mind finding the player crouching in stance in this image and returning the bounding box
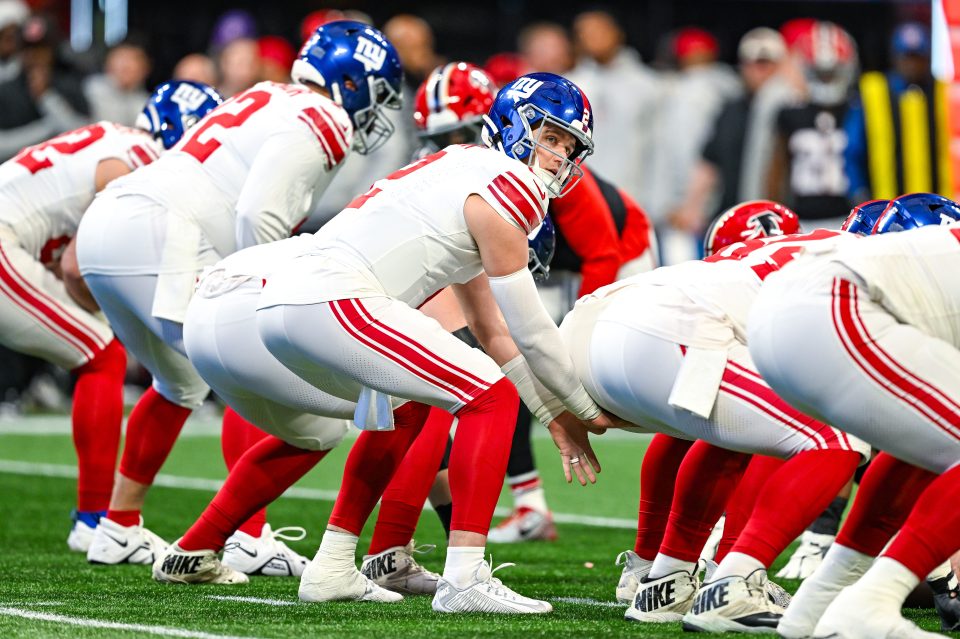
[751,194,960,639]
[73,21,402,572]
[0,80,216,553]
[559,201,874,631]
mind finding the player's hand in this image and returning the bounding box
[547,411,601,486]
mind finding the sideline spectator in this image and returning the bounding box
[84,41,150,126]
[209,8,257,52]
[216,37,260,97]
[484,52,528,87]
[0,0,27,83]
[258,36,294,83]
[568,10,661,209]
[519,22,574,74]
[172,52,217,86]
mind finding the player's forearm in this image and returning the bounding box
[235,209,289,249]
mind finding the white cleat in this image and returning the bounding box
[487,507,557,543]
[153,541,249,584]
[299,548,403,603]
[86,517,168,565]
[625,564,700,623]
[778,558,867,638]
[615,550,652,604]
[432,559,552,614]
[67,514,98,553]
[361,540,440,595]
[682,568,783,633]
[777,531,835,580]
[813,584,948,638]
[222,524,309,577]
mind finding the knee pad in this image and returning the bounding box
[152,376,210,409]
[278,416,350,451]
[73,338,126,377]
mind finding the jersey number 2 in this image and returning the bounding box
[14,124,107,174]
[180,89,271,163]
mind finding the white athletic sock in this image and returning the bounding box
[816,543,875,585]
[649,553,697,580]
[514,485,548,514]
[854,557,920,608]
[443,546,485,589]
[316,530,359,570]
[711,551,765,581]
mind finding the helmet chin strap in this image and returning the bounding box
[528,152,562,198]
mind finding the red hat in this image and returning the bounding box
[258,36,295,70]
[674,28,718,60]
[780,18,818,49]
[299,9,345,44]
[483,52,530,89]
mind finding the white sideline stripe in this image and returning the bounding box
[205,596,296,607]
[0,607,260,639]
[0,459,636,530]
[552,596,623,608]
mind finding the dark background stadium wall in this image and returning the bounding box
[119,0,930,86]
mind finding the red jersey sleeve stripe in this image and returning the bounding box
[310,105,350,151]
[486,184,529,231]
[301,107,347,165]
[129,145,155,167]
[506,171,545,215]
[297,114,336,165]
[493,175,539,230]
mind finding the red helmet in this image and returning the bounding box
[792,21,857,104]
[413,62,496,147]
[703,200,800,256]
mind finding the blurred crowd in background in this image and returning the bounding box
[0,0,943,413]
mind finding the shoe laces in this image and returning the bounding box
[271,526,307,542]
[479,557,520,598]
[615,550,630,567]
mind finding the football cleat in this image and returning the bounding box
[432,559,552,614]
[221,524,309,577]
[704,560,792,609]
[299,547,403,603]
[776,530,835,580]
[487,507,557,543]
[615,549,653,604]
[929,574,960,632]
[67,510,103,553]
[625,564,700,623]
[681,569,783,633]
[153,541,249,585]
[813,583,949,639]
[86,516,168,565]
[777,556,867,638]
[361,540,440,595]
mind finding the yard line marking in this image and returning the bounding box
[0,460,636,530]
[0,606,261,639]
[552,596,624,608]
[5,602,63,606]
[205,596,296,606]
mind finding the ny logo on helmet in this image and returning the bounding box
[354,36,387,72]
[171,83,209,111]
[506,78,544,103]
[742,213,783,240]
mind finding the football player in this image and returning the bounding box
[750,193,960,639]
[558,200,874,631]
[0,79,219,553]
[73,21,403,570]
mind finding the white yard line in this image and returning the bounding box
[205,596,296,607]
[551,596,624,608]
[0,459,635,530]
[0,606,261,639]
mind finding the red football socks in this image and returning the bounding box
[836,452,936,556]
[731,449,860,566]
[368,407,454,554]
[118,386,192,485]
[448,378,519,535]
[328,401,432,535]
[71,338,125,512]
[715,454,785,563]
[634,434,694,559]
[179,435,327,552]
[221,407,270,537]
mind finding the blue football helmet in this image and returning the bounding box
[841,199,889,235]
[528,215,556,281]
[871,193,960,234]
[481,72,594,198]
[292,20,403,155]
[137,81,223,150]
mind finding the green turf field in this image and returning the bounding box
[0,415,953,638]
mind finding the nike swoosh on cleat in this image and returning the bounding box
[234,546,258,558]
[101,530,129,547]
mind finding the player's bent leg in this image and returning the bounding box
[715,455,785,564]
[813,463,960,639]
[221,408,270,540]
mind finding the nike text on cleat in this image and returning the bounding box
[813,582,949,639]
[299,548,402,603]
[361,540,440,595]
[681,568,783,633]
[86,516,168,565]
[615,549,653,604]
[625,563,699,623]
[431,559,552,614]
[776,531,835,580]
[153,541,249,585]
[486,507,557,543]
[222,524,309,577]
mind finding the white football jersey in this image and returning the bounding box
[0,122,161,260]
[580,229,858,347]
[103,81,353,259]
[257,144,550,310]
